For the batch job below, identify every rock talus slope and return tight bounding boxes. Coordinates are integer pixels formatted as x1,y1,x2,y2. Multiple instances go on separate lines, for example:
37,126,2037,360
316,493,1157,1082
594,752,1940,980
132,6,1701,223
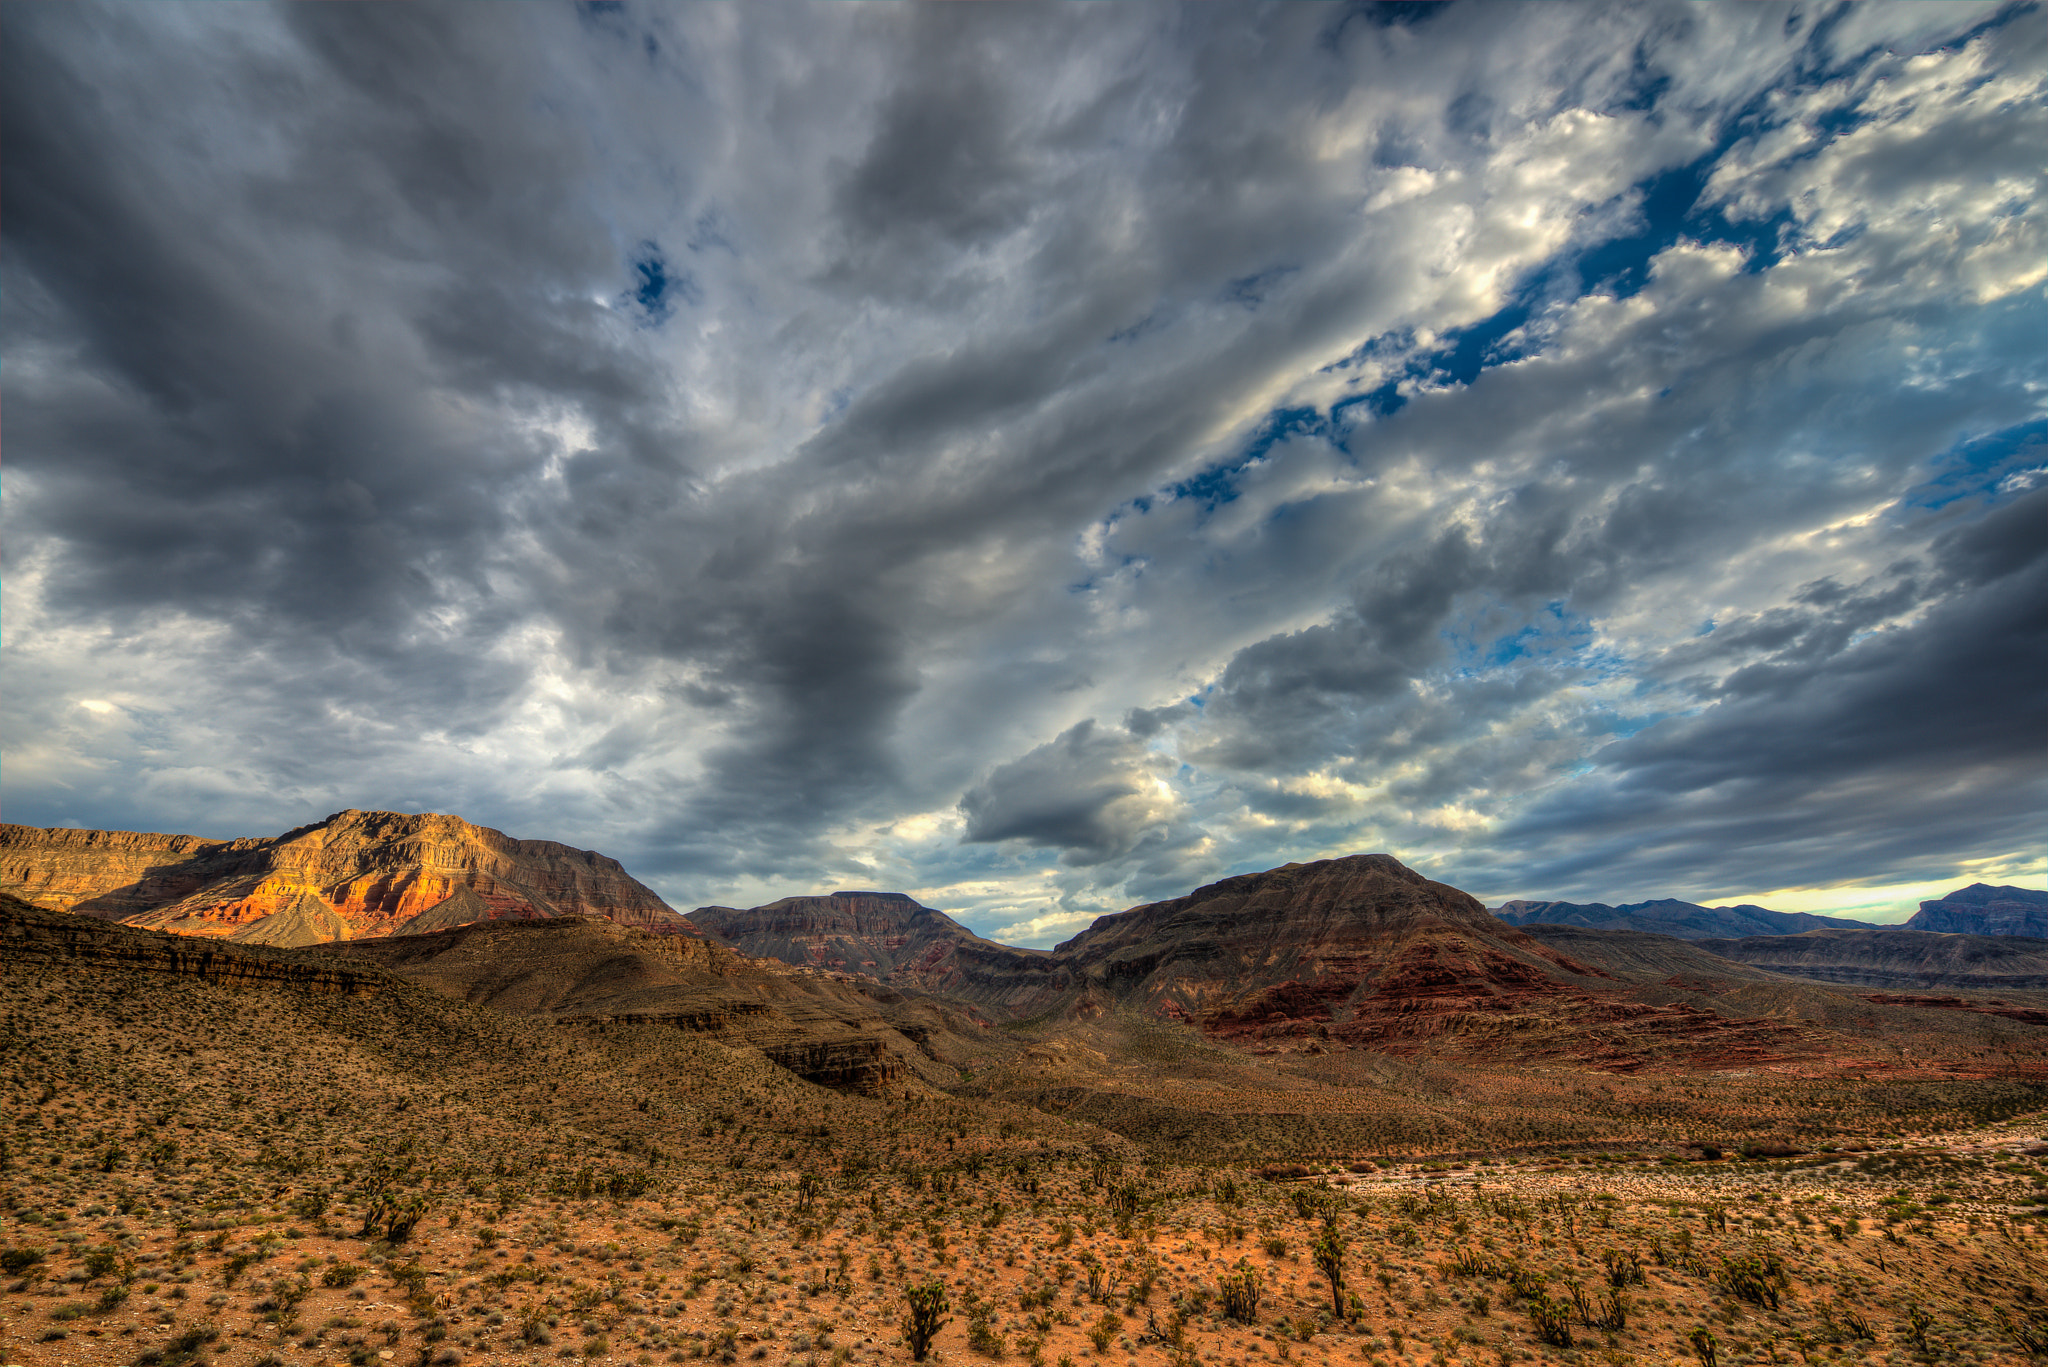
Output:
0,810,694,943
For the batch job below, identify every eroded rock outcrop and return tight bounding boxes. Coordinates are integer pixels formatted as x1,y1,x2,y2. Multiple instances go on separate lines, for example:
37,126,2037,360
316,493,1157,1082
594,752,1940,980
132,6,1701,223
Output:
0,810,694,944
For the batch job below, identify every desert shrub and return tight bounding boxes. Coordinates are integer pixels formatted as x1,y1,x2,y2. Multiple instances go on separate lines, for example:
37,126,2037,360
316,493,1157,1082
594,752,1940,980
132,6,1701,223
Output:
1524,1294,1573,1347
1739,1140,1802,1159
966,1297,1006,1358
1996,1305,2048,1355
1716,1252,1786,1310
2,1246,47,1276
1218,1260,1261,1325
1601,1249,1644,1288
1446,1248,1497,1279
322,1263,364,1289
1086,1311,1122,1354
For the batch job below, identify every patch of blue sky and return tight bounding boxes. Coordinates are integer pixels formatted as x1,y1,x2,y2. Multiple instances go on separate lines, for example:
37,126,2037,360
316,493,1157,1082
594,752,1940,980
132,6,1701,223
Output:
573,0,660,60
620,241,698,326
1901,418,2048,511
1440,600,1597,679
1140,8,2033,548
1167,406,1326,512
1578,707,1674,744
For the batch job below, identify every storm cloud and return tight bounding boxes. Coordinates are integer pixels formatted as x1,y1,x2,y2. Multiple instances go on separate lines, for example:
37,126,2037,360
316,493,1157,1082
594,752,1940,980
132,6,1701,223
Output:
3,1,2041,943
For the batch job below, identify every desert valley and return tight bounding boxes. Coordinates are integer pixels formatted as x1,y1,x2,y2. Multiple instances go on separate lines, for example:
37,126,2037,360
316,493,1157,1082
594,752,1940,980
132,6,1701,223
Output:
2,812,2045,1367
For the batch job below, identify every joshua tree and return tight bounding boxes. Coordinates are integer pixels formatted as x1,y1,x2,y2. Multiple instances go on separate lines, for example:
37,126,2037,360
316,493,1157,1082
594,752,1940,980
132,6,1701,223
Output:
1311,1220,1348,1319
903,1280,951,1363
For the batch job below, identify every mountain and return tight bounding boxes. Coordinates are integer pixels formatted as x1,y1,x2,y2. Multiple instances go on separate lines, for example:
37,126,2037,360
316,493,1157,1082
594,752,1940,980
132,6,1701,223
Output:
1905,884,2048,938
1494,896,1879,940
687,891,1067,1016
0,809,695,943
698,855,1874,1073
1695,927,2048,991
1053,854,1598,1037
691,857,1603,1040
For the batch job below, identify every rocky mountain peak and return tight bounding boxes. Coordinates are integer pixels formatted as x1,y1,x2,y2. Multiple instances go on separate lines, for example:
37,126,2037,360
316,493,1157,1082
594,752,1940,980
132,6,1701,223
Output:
1906,885,2048,937
0,811,693,945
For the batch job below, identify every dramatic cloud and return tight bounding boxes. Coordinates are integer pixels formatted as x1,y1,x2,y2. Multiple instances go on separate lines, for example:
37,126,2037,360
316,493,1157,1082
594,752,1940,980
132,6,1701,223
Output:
4,1,2042,943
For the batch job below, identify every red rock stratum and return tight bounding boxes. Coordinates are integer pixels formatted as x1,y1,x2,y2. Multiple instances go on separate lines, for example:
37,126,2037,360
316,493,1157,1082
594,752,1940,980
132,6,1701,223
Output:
0,809,693,944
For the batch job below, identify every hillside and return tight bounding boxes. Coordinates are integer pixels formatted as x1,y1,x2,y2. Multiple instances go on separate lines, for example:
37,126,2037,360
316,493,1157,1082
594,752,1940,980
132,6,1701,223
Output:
1495,896,1878,939
9,870,2048,1367
1510,923,1797,986
312,912,1010,1093
0,809,694,943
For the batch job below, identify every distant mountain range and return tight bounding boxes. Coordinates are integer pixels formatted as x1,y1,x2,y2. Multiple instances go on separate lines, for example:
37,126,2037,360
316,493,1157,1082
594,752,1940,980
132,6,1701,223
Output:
1495,884,2048,941
1492,897,1879,939
6,811,2044,1050
1692,927,2048,991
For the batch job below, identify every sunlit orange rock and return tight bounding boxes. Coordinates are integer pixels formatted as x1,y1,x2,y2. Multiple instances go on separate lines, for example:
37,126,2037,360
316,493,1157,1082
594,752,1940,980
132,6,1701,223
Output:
0,809,695,945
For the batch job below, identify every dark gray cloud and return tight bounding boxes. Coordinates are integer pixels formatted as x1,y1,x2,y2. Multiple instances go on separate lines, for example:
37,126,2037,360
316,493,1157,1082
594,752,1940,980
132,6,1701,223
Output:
961,720,1181,866
3,0,2040,942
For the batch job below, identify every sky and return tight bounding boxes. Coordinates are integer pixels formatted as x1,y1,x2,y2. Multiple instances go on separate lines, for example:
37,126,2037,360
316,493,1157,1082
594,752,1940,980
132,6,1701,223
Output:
4,2,2044,946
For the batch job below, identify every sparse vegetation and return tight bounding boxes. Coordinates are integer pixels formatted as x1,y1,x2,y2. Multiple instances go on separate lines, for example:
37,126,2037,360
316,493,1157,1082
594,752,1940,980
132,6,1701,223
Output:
4,889,2048,1367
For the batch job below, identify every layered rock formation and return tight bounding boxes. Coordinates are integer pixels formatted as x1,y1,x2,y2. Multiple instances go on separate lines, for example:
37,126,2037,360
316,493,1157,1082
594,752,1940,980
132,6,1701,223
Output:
687,891,1066,1016
0,810,694,944
1905,885,2048,938
1495,896,1877,939
1695,927,2048,990
0,890,379,996
697,854,1860,1070
1511,924,1798,987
